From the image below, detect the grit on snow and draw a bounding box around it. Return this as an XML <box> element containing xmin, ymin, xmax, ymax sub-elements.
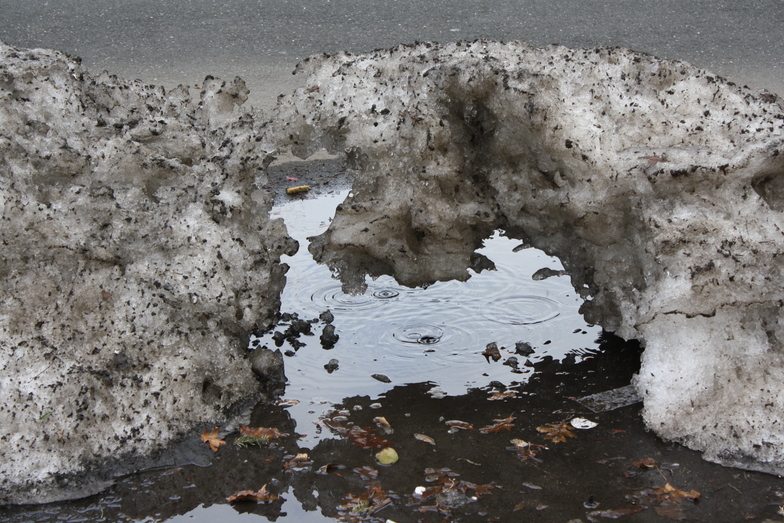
<box><xmin>3</xmin><ymin>38</ymin><xmax>784</xmax><ymax>506</ymax></box>
<box><xmin>272</xmin><ymin>41</ymin><xmax>784</xmax><ymax>473</ymax></box>
<box><xmin>0</xmin><ymin>42</ymin><xmax>296</xmax><ymax>504</ymax></box>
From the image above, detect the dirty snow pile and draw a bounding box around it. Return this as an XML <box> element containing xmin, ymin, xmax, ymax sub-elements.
<box><xmin>0</xmin><ymin>42</ymin><xmax>296</xmax><ymax>503</ymax></box>
<box><xmin>272</xmin><ymin>41</ymin><xmax>784</xmax><ymax>472</ymax></box>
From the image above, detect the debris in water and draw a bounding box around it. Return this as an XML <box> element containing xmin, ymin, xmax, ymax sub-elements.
<box><xmin>480</xmin><ymin>414</ymin><xmax>516</xmax><ymax>434</ymax></box>
<box><xmin>482</xmin><ymin>342</ymin><xmax>502</xmax><ymax>363</ymax></box>
<box><xmin>414</xmin><ymin>433</ymin><xmax>436</xmax><ymax>445</ymax></box>
<box><xmin>537</xmin><ymin>421</ymin><xmax>578</xmax><ymax>443</ymax></box>
<box><xmin>227</xmin><ymin>484</ymin><xmax>281</xmax><ymax>504</ymax></box>
<box><xmin>375</xmin><ymin>447</ymin><xmax>399</xmax><ymax>465</ymax></box>
<box><xmin>324</xmin><ymin>358</ymin><xmax>340</xmax><ymax>373</ymax></box>
<box><xmin>570</xmin><ymin>417</ymin><xmax>598</xmax><ymax>430</ymax></box>
<box><xmin>372</xmin><ymin>373</ymin><xmax>392</xmax><ymax>383</ymax></box>
<box><xmin>286</xmin><ymin>185</ymin><xmax>311</xmax><ymax>195</ymax></box>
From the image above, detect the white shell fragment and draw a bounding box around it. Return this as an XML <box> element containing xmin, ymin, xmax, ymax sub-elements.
<box><xmin>570</xmin><ymin>418</ymin><xmax>599</xmax><ymax>430</ymax></box>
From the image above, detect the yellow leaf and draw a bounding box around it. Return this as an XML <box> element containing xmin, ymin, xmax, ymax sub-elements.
<box><xmin>536</xmin><ymin>421</ymin><xmax>577</xmax><ymax>443</ymax></box>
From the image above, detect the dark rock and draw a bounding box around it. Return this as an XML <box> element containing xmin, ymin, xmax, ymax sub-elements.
<box><xmin>250</xmin><ymin>348</ymin><xmax>286</xmax><ymax>392</ymax></box>
<box><xmin>319</xmin><ymin>309</ymin><xmax>335</xmax><ymax>324</ymax></box>
<box><xmin>515</xmin><ymin>342</ymin><xmax>535</xmax><ymax>356</ymax></box>
<box><xmin>324</xmin><ymin>358</ymin><xmax>339</xmax><ymax>373</ymax></box>
<box><xmin>372</xmin><ymin>373</ymin><xmax>391</xmax><ymax>383</ymax></box>
<box><xmin>320</xmin><ymin>324</ymin><xmax>339</xmax><ymax>349</ymax></box>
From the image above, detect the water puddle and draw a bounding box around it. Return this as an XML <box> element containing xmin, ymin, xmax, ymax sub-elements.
<box><xmin>7</xmin><ymin>186</ymin><xmax>782</xmax><ymax>522</ymax></box>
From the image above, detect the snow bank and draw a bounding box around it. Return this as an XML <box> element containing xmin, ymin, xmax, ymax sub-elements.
<box><xmin>271</xmin><ymin>41</ymin><xmax>784</xmax><ymax>472</ymax></box>
<box><xmin>0</xmin><ymin>42</ymin><xmax>295</xmax><ymax>503</ymax></box>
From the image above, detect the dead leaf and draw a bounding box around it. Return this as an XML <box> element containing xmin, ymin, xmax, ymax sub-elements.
<box><xmin>414</xmin><ymin>433</ymin><xmax>436</xmax><ymax>445</ymax></box>
<box><xmin>353</xmin><ymin>466</ymin><xmax>379</xmax><ymax>480</ymax></box>
<box><xmin>239</xmin><ymin>425</ymin><xmax>288</xmax><ymax>439</ymax></box>
<box><xmin>277</xmin><ymin>398</ymin><xmax>300</xmax><ymax>406</ymax></box>
<box><xmin>655</xmin><ymin>482</ymin><xmax>700</xmax><ymax>504</ymax></box>
<box><xmin>200</xmin><ymin>427</ymin><xmax>225</xmax><ymax>452</ymax></box>
<box><xmin>509</xmin><ymin>439</ymin><xmax>546</xmax><ymax>463</ymax></box>
<box><xmin>227</xmin><ymin>484</ymin><xmax>281</xmax><ymax>503</ymax></box>
<box><xmin>445</xmin><ymin>420</ymin><xmax>474</xmax><ymax>432</ymax></box>
<box><xmin>285</xmin><ymin>176</ymin><xmax>299</xmax><ymax>181</ymax></box>
<box><xmin>480</xmin><ymin>414</ymin><xmax>516</xmax><ymax>434</ymax></box>
<box><xmin>536</xmin><ymin>421</ymin><xmax>577</xmax><ymax>443</ymax></box>
<box><xmin>488</xmin><ymin>391</ymin><xmax>517</xmax><ymax>401</ymax></box>
<box><xmin>587</xmin><ymin>507</ymin><xmax>645</xmax><ymax>519</ymax></box>
<box><xmin>317</xmin><ymin>463</ymin><xmax>346</xmax><ymax>475</ymax></box>
<box><xmin>283</xmin><ymin>452</ymin><xmax>312</xmax><ymax>470</ymax></box>
<box><xmin>345</xmin><ymin>425</ymin><xmax>393</xmax><ymax>448</ymax></box>
<box><xmin>373</xmin><ymin>416</ymin><xmax>393</xmax><ymax>434</ymax></box>
<box><xmin>339</xmin><ymin>482</ymin><xmax>391</xmax><ymax>516</ymax></box>
<box><xmin>632</xmin><ymin>457</ymin><xmax>657</xmax><ymax>469</ymax></box>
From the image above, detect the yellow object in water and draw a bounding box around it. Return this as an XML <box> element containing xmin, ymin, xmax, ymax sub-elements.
<box><xmin>375</xmin><ymin>447</ymin><xmax>398</xmax><ymax>465</ymax></box>
<box><xmin>286</xmin><ymin>185</ymin><xmax>311</xmax><ymax>195</ymax></box>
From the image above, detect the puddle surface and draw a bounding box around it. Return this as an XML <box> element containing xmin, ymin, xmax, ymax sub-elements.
<box><xmin>5</xmin><ymin>189</ymin><xmax>784</xmax><ymax>522</ymax></box>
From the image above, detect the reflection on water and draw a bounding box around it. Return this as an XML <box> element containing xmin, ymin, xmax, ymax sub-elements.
<box><xmin>2</xmin><ymin>190</ymin><xmax>609</xmax><ymax>523</ymax></box>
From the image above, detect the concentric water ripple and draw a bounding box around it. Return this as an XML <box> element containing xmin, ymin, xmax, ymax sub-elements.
<box><xmin>391</xmin><ymin>324</ymin><xmax>444</xmax><ymax>344</ymax></box>
<box><xmin>481</xmin><ymin>295</ymin><xmax>562</xmax><ymax>325</ymax></box>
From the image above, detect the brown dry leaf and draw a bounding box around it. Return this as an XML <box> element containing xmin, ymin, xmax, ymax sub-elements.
<box><xmin>445</xmin><ymin>420</ymin><xmax>474</xmax><ymax>432</ymax></box>
<box><xmin>200</xmin><ymin>427</ymin><xmax>226</xmax><ymax>452</ymax></box>
<box><xmin>373</xmin><ymin>416</ymin><xmax>393</xmax><ymax>434</ymax></box>
<box><xmin>414</xmin><ymin>433</ymin><xmax>436</xmax><ymax>445</ymax></box>
<box><xmin>345</xmin><ymin>425</ymin><xmax>392</xmax><ymax>448</ymax></box>
<box><xmin>480</xmin><ymin>414</ymin><xmax>516</xmax><ymax>434</ymax></box>
<box><xmin>632</xmin><ymin>457</ymin><xmax>657</xmax><ymax>469</ymax></box>
<box><xmin>536</xmin><ymin>421</ymin><xmax>577</xmax><ymax>443</ymax></box>
<box><xmin>488</xmin><ymin>391</ymin><xmax>517</xmax><ymax>401</ymax></box>
<box><xmin>353</xmin><ymin>465</ymin><xmax>379</xmax><ymax>480</ymax></box>
<box><xmin>283</xmin><ymin>452</ymin><xmax>312</xmax><ymax>470</ymax></box>
<box><xmin>339</xmin><ymin>482</ymin><xmax>391</xmax><ymax>516</ymax></box>
<box><xmin>509</xmin><ymin>439</ymin><xmax>545</xmax><ymax>463</ymax></box>
<box><xmin>317</xmin><ymin>463</ymin><xmax>346</xmax><ymax>475</ymax></box>
<box><xmin>655</xmin><ymin>482</ymin><xmax>700</xmax><ymax>504</ymax></box>
<box><xmin>227</xmin><ymin>484</ymin><xmax>281</xmax><ymax>503</ymax></box>
<box><xmin>587</xmin><ymin>507</ymin><xmax>644</xmax><ymax>519</ymax></box>
<box><xmin>239</xmin><ymin>425</ymin><xmax>288</xmax><ymax>439</ymax></box>
<box><xmin>277</xmin><ymin>398</ymin><xmax>300</xmax><ymax>406</ymax></box>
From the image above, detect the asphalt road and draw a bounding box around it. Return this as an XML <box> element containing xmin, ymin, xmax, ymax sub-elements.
<box><xmin>1</xmin><ymin>1</ymin><xmax>782</xmax><ymax>109</ymax></box>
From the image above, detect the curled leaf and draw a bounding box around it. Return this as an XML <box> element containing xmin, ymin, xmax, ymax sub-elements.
<box><xmin>200</xmin><ymin>427</ymin><xmax>226</xmax><ymax>452</ymax></box>
<box><xmin>488</xmin><ymin>391</ymin><xmax>517</xmax><ymax>401</ymax></box>
<box><xmin>414</xmin><ymin>433</ymin><xmax>436</xmax><ymax>445</ymax></box>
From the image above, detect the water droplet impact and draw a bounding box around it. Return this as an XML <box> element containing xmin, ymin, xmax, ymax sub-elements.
<box><xmin>481</xmin><ymin>295</ymin><xmax>561</xmax><ymax>325</ymax></box>
<box><xmin>392</xmin><ymin>324</ymin><xmax>444</xmax><ymax>345</ymax></box>
<box><xmin>373</xmin><ymin>288</ymin><xmax>400</xmax><ymax>299</ymax></box>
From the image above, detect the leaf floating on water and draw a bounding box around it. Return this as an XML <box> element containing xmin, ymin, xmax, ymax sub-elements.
<box><xmin>414</xmin><ymin>433</ymin><xmax>436</xmax><ymax>445</ymax></box>
<box><xmin>536</xmin><ymin>421</ymin><xmax>577</xmax><ymax>443</ymax></box>
<box><xmin>317</xmin><ymin>463</ymin><xmax>346</xmax><ymax>476</ymax></box>
<box><xmin>445</xmin><ymin>420</ymin><xmax>474</xmax><ymax>433</ymax></box>
<box><xmin>480</xmin><ymin>413</ymin><xmax>516</xmax><ymax>434</ymax></box>
<box><xmin>338</xmin><ymin>482</ymin><xmax>392</xmax><ymax>516</ymax></box>
<box><xmin>373</xmin><ymin>416</ymin><xmax>393</xmax><ymax>434</ymax></box>
<box><xmin>227</xmin><ymin>484</ymin><xmax>281</xmax><ymax>503</ymax></box>
<box><xmin>346</xmin><ymin>425</ymin><xmax>393</xmax><ymax>448</ymax></box>
<box><xmin>353</xmin><ymin>465</ymin><xmax>379</xmax><ymax>480</ymax></box>
<box><xmin>200</xmin><ymin>426</ymin><xmax>226</xmax><ymax>452</ymax></box>
<box><xmin>488</xmin><ymin>390</ymin><xmax>518</xmax><ymax>401</ymax></box>
<box><xmin>283</xmin><ymin>452</ymin><xmax>312</xmax><ymax>470</ymax></box>
<box><xmin>509</xmin><ymin>439</ymin><xmax>546</xmax><ymax>463</ymax></box>
<box><xmin>654</xmin><ymin>482</ymin><xmax>700</xmax><ymax>503</ymax></box>
<box><xmin>632</xmin><ymin>457</ymin><xmax>657</xmax><ymax>469</ymax></box>
<box><xmin>239</xmin><ymin>425</ymin><xmax>288</xmax><ymax>439</ymax></box>
<box><xmin>375</xmin><ymin>447</ymin><xmax>399</xmax><ymax>465</ymax></box>
<box><xmin>587</xmin><ymin>507</ymin><xmax>644</xmax><ymax>519</ymax></box>
<box><xmin>277</xmin><ymin>398</ymin><xmax>300</xmax><ymax>407</ymax></box>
